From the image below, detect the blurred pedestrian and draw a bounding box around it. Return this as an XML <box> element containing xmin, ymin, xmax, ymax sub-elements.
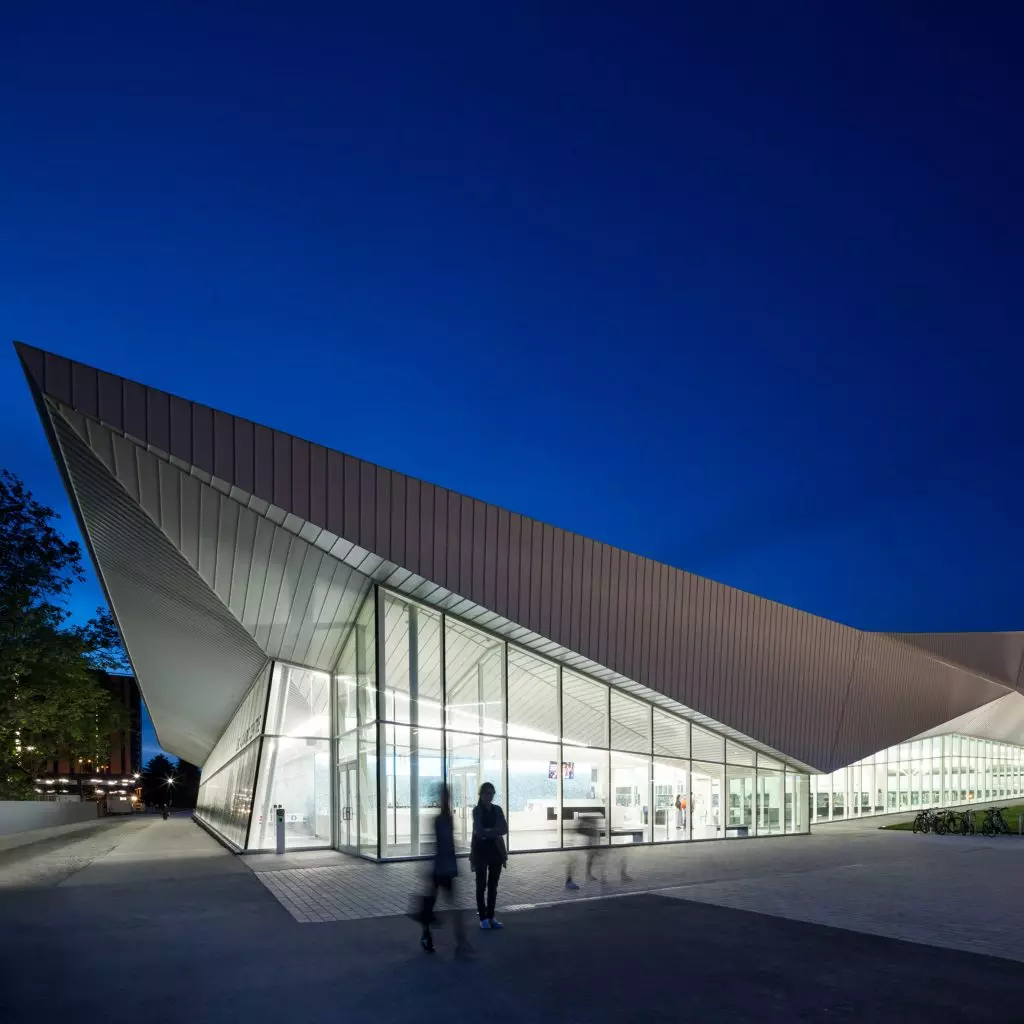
<box><xmin>565</xmin><ymin>811</ymin><xmax>601</xmax><ymax>890</ymax></box>
<box><xmin>471</xmin><ymin>782</ymin><xmax>507</xmax><ymax>930</ymax></box>
<box><xmin>417</xmin><ymin>784</ymin><xmax>471</xmax><ymax>955</ymax></box>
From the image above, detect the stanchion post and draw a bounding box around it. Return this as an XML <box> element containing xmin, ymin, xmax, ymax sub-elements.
<box><xmin>276</xmin><ymin>806</ymin><xmax>286</xmax><ymax>854</ymax></box>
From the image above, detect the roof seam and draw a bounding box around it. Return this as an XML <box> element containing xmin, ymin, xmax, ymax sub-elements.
<box><xmin>827</xmin><ymin>632</ymin><xmax>865</xmax><ymax>770</ymax></box>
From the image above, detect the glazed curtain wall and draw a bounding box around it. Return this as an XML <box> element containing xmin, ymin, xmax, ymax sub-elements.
<box><xmin>196</xmin><ymin>658</ymin><xmax>337</xmax><ymax>852</ymax></box>
<box><xmin>198</xmin><ymin>587</ymin><xmax>809</xmax><ymax>855</ymax></box>
<box><xmin>810</xmin><ymin>734</ymin><xmax>1024</xmax><ymax>823</ymax></box>
<box><xmin>195</xmin><ymin>663</ymin><xmax>270</xmax><ymax>848</ymax></box>
<box><xmin>248</xmin><ymin>661</ymin><xmax>333</xmax><ymax>850</ymax></box>
<box><xmin>365</xmin><ymin>588</ymin><xmax>809</xmax><ymax>859</ymax></box>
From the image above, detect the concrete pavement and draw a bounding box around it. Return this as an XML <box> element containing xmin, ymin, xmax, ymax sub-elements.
<box><xmin>2</xmin><ymin>814</ymin><xmax>1023</xmax><ymax>1023</ymax></box>
<box><xmin>248</xmin><ymin>813</ymin><xmax>1024</xmax><ymax>966</ymax></box>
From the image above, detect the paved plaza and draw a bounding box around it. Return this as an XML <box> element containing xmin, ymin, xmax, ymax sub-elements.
<box><xmin>1</xmin><ymin>813</ymin><xmax>1023</xmax><ymax>1023</ymax></box>
<box><xmin>249</xmin><ymin>811</ymin><xmax>1024</xmax><ymax>964</ymax></box>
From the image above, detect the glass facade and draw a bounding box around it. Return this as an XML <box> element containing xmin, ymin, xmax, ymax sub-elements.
<box><xmin>810</xmin><ymin>734</ymin><xmax>1024</xmax><ymax>823</ymax></box>
<box><xmin>194</xmin><ymin>664</ymin><xmax>269</xmax><ymax>848</ymax></box>
<box><xmin>198</xmin><ymin>586</ymin><xmax>811</xmax><ymax>855</ymax></box>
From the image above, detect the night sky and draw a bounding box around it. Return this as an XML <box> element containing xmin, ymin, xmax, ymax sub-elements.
<box><xmin>1</xmin><ymin>6</ymin><xmax>1021</xmax><ymax>761</ymax></box>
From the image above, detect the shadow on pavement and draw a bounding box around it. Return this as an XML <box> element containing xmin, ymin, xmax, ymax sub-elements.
<box><xmin>2</xmin><ymin>825</ymin><xmax>1022</xmax><ymax>1024</ymax></box>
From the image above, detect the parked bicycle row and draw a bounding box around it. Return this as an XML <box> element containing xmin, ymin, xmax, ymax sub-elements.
<box><xmin>912</xmin><ymin>806</ymin><xmax>1014</xmax><ymax>836</ymax></box>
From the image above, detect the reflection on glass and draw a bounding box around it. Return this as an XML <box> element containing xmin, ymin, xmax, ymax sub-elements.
<box><xmin>382</xmin><ymin>594</ymin><xmax>442</xmax><ymax>728</ymax></box>
<box><xmin>382</xmin><ymin>724</ymin><xmax>444</xmax><ymax>857</ymax></box>
<box><xmin>359</xmin><ymin>724</ymin><xmax>378</xmax><ymax>857</ymax></box>
<box><xmin>446</xmin><ymin>731</ymin><xmax>504</xmax><ymax>851</ymax></box>
<box><xmin>196</xmin><ymin>667</ymin><xmax>268</xmax><ymax>848</ymax></box>
<box><xmin>562</xmin><ymin>672</ymin><xmax>608</xmax><ymax>748</ymax></box>
<box><xmin>610</xmin><ymin>692</ymin><xmax>651</xmax><ymax>754</ymax></box>
<box><xmin>336</xmin><ymin>631</ymin><xmax>359</xmax><ymax>735</ymax></box>
<box><xmin>691</xmin><ymin>761</ymin><xmax>723</xmax><ymax>839</ymax></box>
<box><xmin>198</xmin><ymin>591</ymin><xmax>829</xmax><ymax>857</ymax></box>
<box><xmin>727</xmin><ymin>765</ymin><xmax>755</xmax><ymax>835</ymax></box>
<box><xmin>654</xmin><ymin>711</ymin><xmax>689</xmax><ymax>758</ymax></box>
<box><xmin>563</xmin><ymin>747</ymin><xmax>609</xmax><ymax>849</ymax></box>
<box><xmin>507</xmin><ymin>739</ymin><xmax>559</xmax><ymax>850</ymax></box>
<box><xmin>757</xmin><ymin>770</ymin><xmax>784</xmax><ymax>835</ymax></box>
<box><xmin>445</xmin><ymin>620</ymin><xmax>505</xmax><ymax>735</ymax></box>
<box><xmin>832</xmin><ymin>766</ymin><xmax>846</xmax><ymax>818</ymax></box>
<box><xmin>507</xmin><ymin>649</ymin><xmax>558</xmax><ymax>741</ymax></box>
<box><xmin>610</xmin><ymin>751</ymin><xmax>651</xmax><ymax>844</ymax></box>
<box><xmin>251</xmin><ymin>737</ymin><xmax>332</xmax><ymax>849</ymax></box>
<box><xmin>784</xmin><ymin>772</ymin><xmax>809</xmax><ymax>833</ymax></box>
<box><xmin>653</xmin><ymin>756</ymin><xmax>690</xmax><ymax>841</ymax></box>
<box><xmin>337</xmin><ymin>738</ymin><xmax>358</xmax><ymax>851</ymax></box>
<box><xmin>266</xmin><ymin>663</ymin><xmax>331</xmax><ymax>738</ymax></box>
<box><xmin>195</xmin><ymin>742</ymin><xmax>259</xmax><ymax>849</ymax></box>
<box><xmin>815</xmin><ymin>780</ymin><xmax>830</xmax><ymax>822</ymax></box>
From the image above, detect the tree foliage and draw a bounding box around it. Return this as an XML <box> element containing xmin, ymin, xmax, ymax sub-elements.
<box><xmin>141</xmin><ymin>754</ymin><xmax>177</xmax><ymax>806</ymax></box>
<box><xmin>0</xmin><ymin>470</ymin><xmax>129</xmax><ymax>798</ymax></box>
<box><xmin>174</xmin><ymin>758</ymin><xmax>202</xmax><ymax>809</ymax></box>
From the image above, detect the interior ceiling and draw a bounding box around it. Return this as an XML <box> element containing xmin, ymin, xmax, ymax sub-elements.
<box><xmin>49</xmin><ymin>401</ymin><xmax>373</xmax><ymax>764</ymax></box>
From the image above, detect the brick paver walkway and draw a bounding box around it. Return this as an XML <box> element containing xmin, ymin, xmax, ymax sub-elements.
<box><xmin>246</xmin><ymin>815</ymin><xmax>1024</xmax><ymax>962</ymax></box>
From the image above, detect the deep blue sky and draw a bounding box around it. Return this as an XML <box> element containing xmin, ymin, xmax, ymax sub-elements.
<box><xmin>1</xmin><ymin>6</ymin><xmax>1021</xmax><ymax>760</ymax></box>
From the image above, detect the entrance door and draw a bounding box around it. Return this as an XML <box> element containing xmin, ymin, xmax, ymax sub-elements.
<box><xmin>338</xmin><ymin>761</ymin><xmax>358</xmax><ymax>851</ymax></box>
<box><xmin>449</xmin><ymin>768</ymin><xmax>477</xmax><ymax>852</ymax></box>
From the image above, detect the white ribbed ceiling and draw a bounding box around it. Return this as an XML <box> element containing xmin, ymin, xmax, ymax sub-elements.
<box><xmin>49</xmin><ymin>410</ymin><xmax>269</xmax><ymax>764</ymax></box>
<box><xmin>54</xmin><ymin>399</ymin><xmax>374</xmax><ymax>675</ymax></box>
<box><xmin>914</xmin><ymin>690</ymin><xmax>1024</xmax><ymax>745</ymax></box>
<box><xmin>49</xmin><ymin>400</ymin><xmax>373</xmax><ymax>764</ymax></box>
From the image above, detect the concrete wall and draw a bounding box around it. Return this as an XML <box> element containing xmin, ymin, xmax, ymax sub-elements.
<box><xmin>0</xmin><ymin>800</ymin><xmax>98</xmax><ymax>837</ymax></box>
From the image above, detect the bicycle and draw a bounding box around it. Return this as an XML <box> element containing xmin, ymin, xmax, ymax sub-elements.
<box><xmin>912</xmin><ymin>809</ymin><xmax>938</xmax><ymax>834</ymax></box>
<box><xmin>959</xmin><ymin>809</ymin><xmax>977</xmax><ymax>835</ymax></box>
<box><xmin>981</xmin><ymin>806</ymin><xmax>1012</xmax><ymax>836</ymax></box>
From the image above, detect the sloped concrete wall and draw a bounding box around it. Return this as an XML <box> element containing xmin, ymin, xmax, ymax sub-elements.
<box><xmin>0</xmin><ymin>800</ymin><xmax>98</xmax><ymax>837</ymax></box>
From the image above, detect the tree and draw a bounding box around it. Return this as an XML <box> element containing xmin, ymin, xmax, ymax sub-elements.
<box><xmin>174</xmin><ymin>758</ymin><xmax>202</xmax><ymax>809</ymax></box>
<box><xmin>141</xmin><ymin>754</ymin><xmax>177</xmax><ymax>807</ymax></box>
<box><xmin>0</xmin><ymin>470</ymin><xmax>129</xmax><ymax>798</ymax></box>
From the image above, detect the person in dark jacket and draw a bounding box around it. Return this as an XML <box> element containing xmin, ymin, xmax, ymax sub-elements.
<box><xmin>419</xmin><ymin>784</ymin><xmax>470</xmax><ymax>954</ymax></box>
<box><xmin>471</xmin><ymin>781</ymin><xmax>508</xmax><ymax>930</ymax></box>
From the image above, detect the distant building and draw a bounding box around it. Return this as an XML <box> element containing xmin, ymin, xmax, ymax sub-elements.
<box><xmin>37</xmin><ymin>671</ymin><xmax>142</xmax><ymax>803</ymax></box>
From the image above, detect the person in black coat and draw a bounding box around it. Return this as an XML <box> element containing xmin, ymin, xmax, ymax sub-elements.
<box><xmin>471</xmin><ymin>782</ymin><xmax>508</xmax><ymax>929</ymax></box>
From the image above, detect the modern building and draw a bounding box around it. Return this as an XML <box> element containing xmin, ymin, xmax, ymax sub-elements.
<box><xmin>16</xmin><ymin>342</ymin><xmax>1024</xmax><ymax>857</ymax></box>
<box><xmin>35</xmin><ymin>670</ymin><xmax>142</xmax><ymax>804</ymax></box>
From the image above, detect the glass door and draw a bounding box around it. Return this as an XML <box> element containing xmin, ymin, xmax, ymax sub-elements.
<box><xmin>449</xmin><ymin>767</ymin><xmax>478</xmax><ymax>853</ymax></box>
<box><xmin>337</xmin><ymin>760</ymin><xmax>358</xmax><ymax>851</ymax></box>
<box><xmin>727</xmin><ymin>767</ymin><xmax>754</xmax><ymax>836</ymax></box>
<box><xmin>757</xmin><ymin>770</ymin><xmax>784</xmax><ymax>835</ymax></box>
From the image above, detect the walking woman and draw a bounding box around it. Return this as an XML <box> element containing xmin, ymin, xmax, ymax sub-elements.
<box><xmin>471</xmin><ymin>781</ymin><xmax>508</xmax><ymax>930</ymax></box>
<box><xmin>418</xmin><ymin>783</ymin><xmax>470</xmax><ymax>955</ymax></box>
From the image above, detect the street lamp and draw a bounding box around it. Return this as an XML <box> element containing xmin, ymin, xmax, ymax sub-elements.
<box><xmin>165</xmin><ymin>775</ymin><xmax>176</xmax><ymax>810</ymax></box>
